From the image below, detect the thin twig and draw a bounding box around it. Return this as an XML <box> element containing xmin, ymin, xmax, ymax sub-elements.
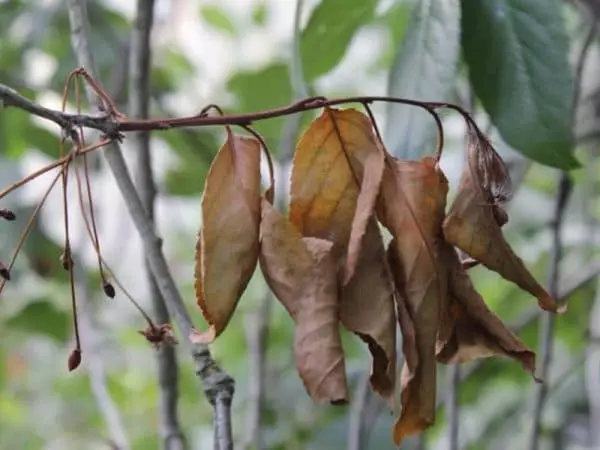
<box><xmin>528</xmin><ymin>173</ymin><xmax>572</xmax><ymax>450</ymax></box>
<box><xmin>73</xmin><ymin>253</ymin><xmax>131</xmax><ymax>450</ymax></box>
<box><xmin>128</xmin><ymin>1</ymin><xmax>185</xmax><ymax>448</ymax></box>
<box><xmin>65</xmin><ymin>2</ymin><xmax>235</xmax><ymax>449</ymax></box>
<box><xmin>242</xmin><ymin>293</ymin><xmax>272</xmax><ymax>450</ymax></box>
<box><xmin>446</xmin><ymin>364</ymin><xmax>460</xmax><ymax>450</ymax></box>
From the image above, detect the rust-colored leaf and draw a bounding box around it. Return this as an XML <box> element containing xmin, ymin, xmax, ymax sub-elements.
<box><xmin>386</xmin><ymin>238</ymin><xmax>418</xmax><ymax>408</ymax></box>
<box><xmin>194</xmin><ymin>132</ymin><xmax>261</xmax><ymax>342</ymax></box>
<box><xmin>289</xmin><ymin>107</ymin><xmax>395</xmax><ymax>395</ymax></box>
<box><xmin>289</xmin><ymin>107</ymin><xmax>384</xmax><ymax>282</ymax></box>
<box><xmin>259</xmin><ymin>198</ymin><xmax>348</xmax><ymax>404</ymax></box>
<box><xmin>443</xmin><ymin>134</ymin><xmax>563</xmax><ymax>313</ymax></box>
<box><xmin>436</xmin><ymin>244</ymin><xmax>536</xmax><ymax>377</ymax></box>
<box><xmin>377</xmin><ymin>156</ymin><xmax>448</xmax><ymax>444</ymax></box>
<box><xmin>341</xmin><ymin>220</ymin><xmax>396</xmax><ymax>397</ymax></box>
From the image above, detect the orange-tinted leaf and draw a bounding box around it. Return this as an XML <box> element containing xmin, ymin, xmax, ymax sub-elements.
<box><xmin>341</xmin><ymin>220</ymin><xmax>396</xmax><ymax>397</ymax></box>
<box><xmin>289</xmin><ymin>107</ymin><xmax>384</xmax><ymax>282</ymax></box>
<box><xmin>194</xmin><ymin>133</ymin><xmax>261</xmax><ymax>342</ymax></box>
<box><xmin>289</xmin><ymin>107</ymin><xmax>394</xmax><ymax>394</ymax></box>
<box><xmin>376</xmin><ymin>156</ymin><xmax>448</xmax><ymax>444</ymax></box>
<box><xmin>436</xmin><ymin>244</ymin><xmax>536</xmax><ymax>377</ymax></box>
<box><xmin>259</xmin><ymin>199</ymin><xmax>348</xmax><ymax>403</ymax></box>
<box><xmin>443</xmin><ymin>137</ymin><xmax>563</xmax><ymax>313</ymax></box>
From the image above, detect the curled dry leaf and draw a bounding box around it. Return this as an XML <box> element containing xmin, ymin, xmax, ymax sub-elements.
<box><xmin>436</xmin><ymin>244</ymin><xmax>537</xmax><ymax>378</ymax></box>
<box><xmin>289</xmin><ymin>107</ymin><xmax>395</xmax><ymax>396</ymax></box>
<box><xmin>194</xmin><ymin>132</ymin><xmax>261</xmax><ymax>342</ymax></box>
<box><xmin>341</xmin><ymin>220</ymin><xmax>396</xmax><ymax>397</ymax></box>
<box><xmin>443</xmin><ymin>133</ymin><xmax>563</xmax><ymax>313</ymax></box>
<box><xmin>289</xmin><ymin>107</ymin><xmax>385</xmax><ymax>282</ymax></box>
<box><xmin>376</xmin><ymin>156</ymin><xmax>448</xmax><ymax>444</ymax></box>
<box><xmin>259</xmin><ymin>198</ymin><xmax>348</xmax><ymax>404</ymax></box>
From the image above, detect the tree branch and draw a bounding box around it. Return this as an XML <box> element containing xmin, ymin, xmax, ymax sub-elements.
<box><xmin>65</xmin><ymin>1</ymin><xmax>234</xmax><ymax>449</ymax></box>
<box><xmin>127</xmin><ymin>1</ymin><xmax>186</xmax><ymax>449</ymax></box>
<box><xmin>529</xmin><ymin>173</ymin><xmax>572</xmax><ymax>450</ymax></box>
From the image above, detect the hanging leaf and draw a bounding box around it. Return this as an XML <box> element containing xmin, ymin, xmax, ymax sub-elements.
<box><xmin>300</xmin><ymin>0</ymin><xmax>378</xmax><ymax>81</ymax></box>
<box><xmin>376</xmin><ymin>156</ymin><xmax>449</xmax><ymax>443</ymax></box>
<box><xmin>461</xmin><ymin>0</ymin><xmax>578</xmax><ymax>169</ymax></box>
<box><xmin>436</xmin><ymin>243</ymin><xmax>537</xmax><ymax>377</ymax></box>
<box><xmin>259</xmin><ymin>198</ymin><xmax>348</xmax><ymax>403</ymax></box>
<box><xmin>340</xmin><ymin>220</ymin><xmax>397</xmax><ymax>397</ymax></box>
<box><xmin>289</xmin><ymin>108</ymin><xmax>384</xmax><ymax>282</ymax></box>
<box><xmin>443</xmin><ymin>135</ymin><xmax>564</xmax><ymax>314</ymax></box>
<box><xmin>288</xmin><ymin>108</ymin><xmax>395</xmax><ymax>394</ymax></box>
<box><xmin>384</xmin><ymin>0</ymin><xmax>460</xmax><ymax>159</ymax></box>
<box><xmin>194</xmin><ymin>132</ymin><xmax>261</xmax><ymax>342</ymax></box>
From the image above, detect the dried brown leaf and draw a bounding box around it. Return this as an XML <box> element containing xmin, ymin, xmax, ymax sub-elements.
<box><xmin>436</xmin><ymin>244</ymin><xmax>537</xmax><ymax>377</ymax></box>
<box><xmin>289</xmin><ymin>107</ymin><xmax>385</xmax><ymax>282</ymax></box>
<box><xmin>376</xmin><ymin>156</ymin><xmax>448</xmax><ymax>444</ymax></box>
<box><xmin>341</xmin><ymin>220</ymin><xmax>396</xmax><ymax>397</ymax></box>
<box><xmin>443</xmin><ymin>135</ymin><xmax>563</xmax><ymax>313</ymax></box>
<box><xmin>289</xmin><ymin>107</ymin><xmax>395</xmax><ymax>395</ymax></box>
<box><xmin>259</xmin><ymin>199</ymin><xmax>348</xmax><ymax>403</ymax></box>
<box><xmin>194</xmin><ymin>132</ymin><xmax>261</xmax><ymax>342</ymax></box>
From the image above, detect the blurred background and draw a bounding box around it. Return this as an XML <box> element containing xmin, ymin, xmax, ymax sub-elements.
<box><xmin>0</xmin><ymin>0</ymin><xmax>599</xmax><ymax>448</ymax></box>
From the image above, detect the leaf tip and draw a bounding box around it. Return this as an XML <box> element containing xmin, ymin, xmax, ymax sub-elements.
<box><xmin>189</xmin><ymin>326</ymin><xmax>216</xmax><ymax>344</ymax></box>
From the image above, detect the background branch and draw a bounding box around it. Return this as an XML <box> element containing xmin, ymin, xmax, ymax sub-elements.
<box><xmin>66</xmin><ymin>1</ymin><xmax>234</xmax><ymax>449</ymax></box>
<box><xmin>74</xmin><ymin>254</ymin><xmax>130</xmax><ymax>450</ymax></box>
<box><xmin>528</xmin><ymin>172</ymin><xmax>572</xmax><ymax>450</ymax></box>
<box><xmin>128</xmin><ymin>1</ymin><xmax>186</xmax><ymax>449</ymax></box>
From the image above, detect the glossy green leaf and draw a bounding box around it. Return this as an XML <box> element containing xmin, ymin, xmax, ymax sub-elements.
<box><xmin>461</xmin><ymin>0</ymin><xmax>578</xmax><ymax>169</ymax></box>
<box><xmin>200</xmin><ymin>5</ymin><xmax>237</xmax><ymax>37</ymax></box>
<box><xmin>384</xmin><ymin>0</ymin><xmax>460</xmax><ymax>159</ymax></box>
<box><xmin>6</xmin><ymin>300</ymin><xmax>70</xmax><ymax>342</ymax></box>
<box><xmin>300</xmin><ymin>0</ymin><xmax>378</xmax><ymax>81</ymax></box>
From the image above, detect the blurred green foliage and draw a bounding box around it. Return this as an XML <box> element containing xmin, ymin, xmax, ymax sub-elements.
<box><xmin>0</xmin><ymin>0</ymin><xmax>596</xmax><ymax>449</ymax></box>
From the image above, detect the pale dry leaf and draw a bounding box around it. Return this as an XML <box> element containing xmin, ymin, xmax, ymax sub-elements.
<box><xmin>340</xmin><ymin>220</ymin><xmax>396</xmax><ymax>397</ymax></box>
<box><xmin>289</xmin><ymin>107</ymin><xmax>384</xmax><ymax>282</ymax></box>
<box><xmin>436</xmin><ymin>243</ymin><xmax>537</xmax><ymax>377</ymax></box>
<box><xmin>194</xmin><ymin>132</ymin><xmax>261</xmax><ymax>343</ymax></box>
<box><xmin>259</xmin><ymin>199</ymin><xmax>348</xmax><ymax>403</ymax></box>
<box><xmin>376</xmin><ymin>156</ymin><xmax>448</xmax><ymax>444</ymax></box>
<box><xmin>289</xmin><ymin>107</ymin><xmax>394</xmax><ymax>394</ymax></box>
<box><xmin>443</xmin><ymin>135</ymin><xmax>563</xmax><ymax>314</ymax></box>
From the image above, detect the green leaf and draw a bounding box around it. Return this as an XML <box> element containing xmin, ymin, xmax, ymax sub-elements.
<box><xmin>6</xmin><ymin>300</ymin><xmax>70</xmax><ymax>342</ymax></box>
<box><xmin>300</xmin><ymin>0</ymin><xmax>378</xmax><ymax>81</ymax></box>
<box><xmin>384</xmin><ymin>0</ymin><xmax>460</xmax><ymax>159</ymax></box>
<box><xmin>461</xmin><ymin>0</ymin><xmax>578</xmax><ymax>169</ymax></box>
<box><xmin>252</xmin><ymin>0</ymin><xmax>268</xmax><ymax>26</ymax></box>
<box><xmin>227</xmin><ymin>63</ymin><xmax>292</xmax><ymax>151</ymax></box>
<box><xmin>161</xmin><ymin>130</ymin><xmax>219</xmax><ymax>196</ymax></box>
<box><xmin>200</xmin><ymin>5</ymin><xmax>237</xmax><ymax>37</ymax></box>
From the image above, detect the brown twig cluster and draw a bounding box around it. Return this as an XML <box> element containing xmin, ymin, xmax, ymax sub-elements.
<box><xmin>0</xmin><ymin>68</ymin><xmax>564</xmax><ymax>445</ymax></box>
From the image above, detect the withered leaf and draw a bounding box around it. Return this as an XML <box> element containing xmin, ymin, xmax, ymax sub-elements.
<box><xmin>377</xmin><ymin>156</ymin><xmax>448</xmax><ymax>444</ymax></box>
<box><xmin>259</xmin><ymin>198</ymin><xmax>348</xmax><ymax>404</ymax></box>
<box><xmin>289</xmin><ymin>107</ymin><xmax>385</xmax><ymax>283</ymax></box>
<box><xmin>443</xmin><ymin>135</ymin><xmax>563</xmax><ymax>313</ymax></box>
<box><xmin>289</xmin><ymin>107</ymin><xmax>395</xmax><ymax>396</ymax></box>
<box><xmin>436</xmin><ymin>244</ymin><xmax>536</xmax><ymax>377</ymax></box>
<box><xmin>341</xmin><ymin>220</ymin><xmax>396</xmax><ymax>397</ymax></box>
<box><xmin>194</xmin><ymin>132</ymin><xmax>261</xmax><ymax>343</ymax></box>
